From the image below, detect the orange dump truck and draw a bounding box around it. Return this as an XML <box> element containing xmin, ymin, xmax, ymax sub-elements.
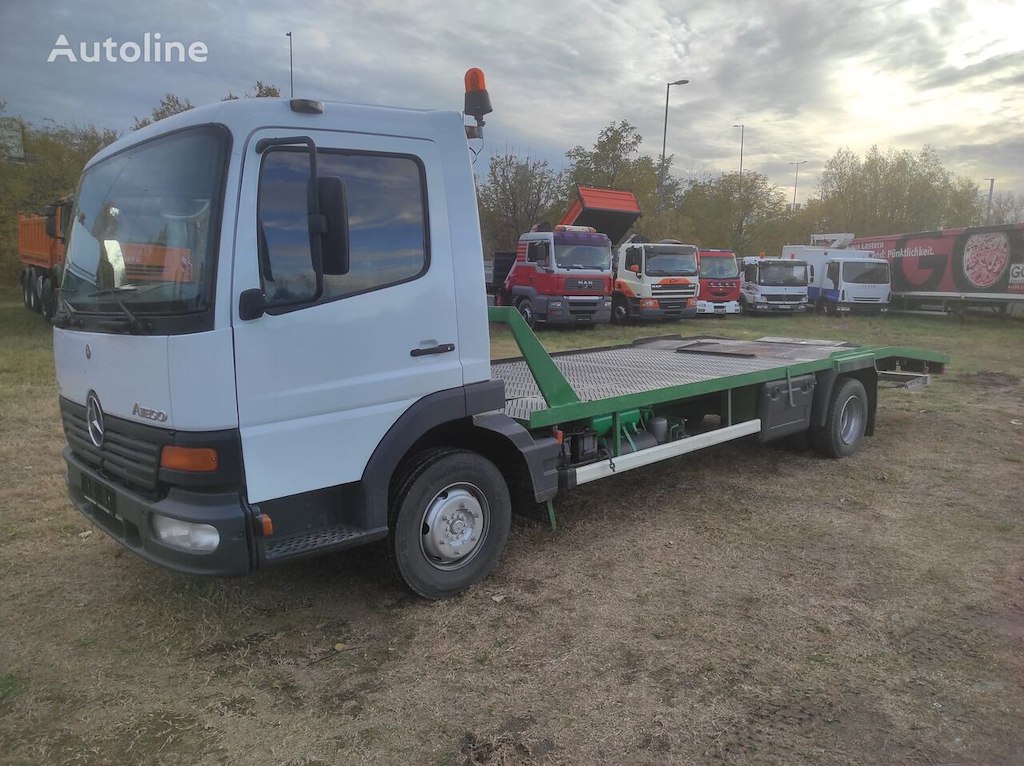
<box><xmin>19</xmin><ymin>198</ymin><xmax>71</xmax><ymax>318</ymax></box>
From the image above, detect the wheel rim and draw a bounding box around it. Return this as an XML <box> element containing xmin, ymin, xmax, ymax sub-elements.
<box><xmin>519</xmin><ymin>303</ymin><xmax>533</xmax><ymax>324</ymax></box>
<box><xmin>419</xmin><ymin>483</ymin><xmax>488</xmax><ymax>571</ymax></box>
<box><xmin>613</xmin><ymin>302</ymin><xmax>626</xmax><ymax>323</ymax></box>
<box><xmin>838</xmin><ymin>395</ymin><xmax>865</xmax><ymax>445</ymax></box>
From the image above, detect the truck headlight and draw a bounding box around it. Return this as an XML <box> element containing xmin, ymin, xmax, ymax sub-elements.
<box><xmin>151</xmin><ymin>514</ymin><xmax>220</xmax><ymax>552</ymax></box>
<box><xmin>603</xmin><ymin>299</ymin><xmax>612</xmax><ymax>307</ymax></box>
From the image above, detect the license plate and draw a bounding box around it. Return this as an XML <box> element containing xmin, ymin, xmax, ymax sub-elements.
<box><xmin>82</xmin><ymin>474</ymin><xmax>117</xmax><ymax>514</ymax></box>
<box><xmin>714</xmin><ymin>307</ymin><xmax>726</xmax><ymax>314</ymax></box>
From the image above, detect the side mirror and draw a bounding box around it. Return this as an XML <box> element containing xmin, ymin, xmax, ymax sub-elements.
<box><xmin>317</xmin><ymin>176</ymin><xmax>350</xmax><ymax>276</ymax></box>
<box><xmin>44</xmin><ymin>205</ymin><xmax>57</xmax><ymax>238</ymax></box>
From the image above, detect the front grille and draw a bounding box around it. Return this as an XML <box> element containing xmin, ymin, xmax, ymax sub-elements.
<box><xmin>657</xmin><ymin>299</ymin><xmax>689</xmax><ymax>311</ymax></box>
<box><xmin>764</xmin><ymin>294</ymin><xmax>803</xmax><ymax>302</ymax></box>
<box><xmin>652</xmin><ymin>284</ymin><xmax>698</xmax><ymax>298</ymax></box>
<box><xmin>61</xmin><ymin>398</ymin><xmax>165</xmax><ymax>492</ymax></box>
<box><xmin>564</xmin><ymin>278</ymin><xmax>603</xmax><ymax>291</ymax></box>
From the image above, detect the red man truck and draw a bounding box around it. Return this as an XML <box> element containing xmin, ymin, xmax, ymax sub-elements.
<box><xmin>850</xmin><ymin>224</ymin><xmax>1024</xmax><ymax>314</ymax></box>
<box><xmin>491</xmin><ymin>186</ymin><xmax>640</xmax><ymax>328</ymax></box>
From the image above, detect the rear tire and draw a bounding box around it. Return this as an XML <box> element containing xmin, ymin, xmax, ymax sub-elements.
<box><xmin>388</xmin><ymin>449</ymin><xmax>512</xmax><ymax>600</ymax></box>
<box><xmin>22</xmin><ymin>272</ymin><xmax>33</xmax><ymax>309</ymax></box>
<box><xmin>813</xmin><ymin>377</ymin><xmax>868</xmax><ymax>458</ymax></box>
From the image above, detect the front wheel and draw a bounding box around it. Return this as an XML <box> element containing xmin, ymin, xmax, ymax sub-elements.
<box><xmin>388</xmin><ymin>449</ymin><xmax>512</xmax><ymax>600</ymax></box>
<box><xmin>517</xmin><ymin>298</ymin><xmax>536</xmax><ymax>329</ymax></box>
<box><xmin>611</xmin><ymin>297</ymin><xmax>630</xmax><ymax>325</ymax></box>
<box><xmin>812</xmin><ymin>377</ymin><xmax>868</xmax><ymax>458</ymax></box>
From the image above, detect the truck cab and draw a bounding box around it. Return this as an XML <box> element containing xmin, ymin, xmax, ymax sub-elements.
<box><xmin>782</xmin><ymin>245</ymin><xmax>890</xmax><ymax>315</ymax></box>
<box><xmin>612</xmin><ymin>237</ymin><xmax>700</xmax><ymax>322</ymax></box>
<box><xmin>739</xmin><ymin>256</ymin><xmax>809</xmax><ymax>314</ymax></box>
<box><xmin>696</xmin><ymin>248</ymin><xmax>741</xmax><ymax>316</ymax></box>
<box><xmin>497</xmin><ymin>225</ymin><xmax>613</xmax><ymax>327</ymax></box>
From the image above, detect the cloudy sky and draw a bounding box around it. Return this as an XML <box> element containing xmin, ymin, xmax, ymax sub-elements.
<box><xmin>2</xmin><ymin>0</ymin><xmax>1021</xmax><ymax>206</ymax></box>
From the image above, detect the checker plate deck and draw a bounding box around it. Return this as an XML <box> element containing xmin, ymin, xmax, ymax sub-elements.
<box><xmin>491</xmin><ymin>336</ymin><xmax>853</xmax><ymax>422</ymax></box>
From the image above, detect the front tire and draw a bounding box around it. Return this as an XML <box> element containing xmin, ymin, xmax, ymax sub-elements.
<box><xmin>388</xmin><ymin>449</ymin><xmax>512</xmax><ymax>600</ymax></box>
<box><xmin>517</xmin><ymin>298</ymin><xmax>536</xmax><ymax>329</ymax></box>
<box><xmin>611</xmin><ymin>297</ymin><xmax>630</xmax><ymax>325</ymax></box>
<box><xmin>813</xmin><ymin>377</ymin><xmax>868</xmax><ymax>458</ymax></box>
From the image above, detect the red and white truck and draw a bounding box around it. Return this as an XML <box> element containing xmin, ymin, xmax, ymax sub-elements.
<box><xmin>696</xmin><ymin>248</ymin><xmax>741</xmax><ymax>316</ymax></box>
<box><xmin>491</xmin><ymin>223</ymin><xmax>615</xmax><ymax>328</ymax></box>
<box><xmin>850</xmin><ymin>224</ymin><xmax>1024</xmax><ymax>314</ymax></box>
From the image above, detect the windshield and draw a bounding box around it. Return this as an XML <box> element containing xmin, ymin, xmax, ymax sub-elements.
<box><xmin>843</xmin><ymin>260</ymin><xmax>890</xmax><ymax>284</ymax></box>
<box><xmin>60</xmin><ymin>126</ymin><xmax>228</xmax><ymax>325</ymax></box>
<box><xmin>554</xmin><ymin>244</ymin><xmax>612</xmax><ymax>271</ymax></box>
<box><xmin>759</xmin><ymin>262</ymin><xmax>808</xmax><ymax>286</ymax></box>
<box><xmin>645</xmin><ymin>246</ymin><xmax>697</xmax><ymax>276</ymax></box>
<box><xmin>699</xmin><ymin>254</ymin><xmax>739</xmax><ymax>278</ymax></box>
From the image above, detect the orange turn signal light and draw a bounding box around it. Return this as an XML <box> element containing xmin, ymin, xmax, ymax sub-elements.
<box><xmin>160</xmin><ymin>446</ymin><xmax>219</xmax><ymax>472</ymax></box>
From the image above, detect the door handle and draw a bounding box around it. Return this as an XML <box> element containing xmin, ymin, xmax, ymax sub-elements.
<box><xmin>410</xmin><ymin>343</ymin><xmax>455</xmax><ymax>357</ymax></box>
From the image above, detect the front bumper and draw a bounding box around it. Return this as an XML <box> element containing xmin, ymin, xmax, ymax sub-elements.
<box><xmin>835</xmin><ymin>302</ymin><xmax>889</xmax><ymax>315</ymax></box>
<box><xmin>751</xmin><ymin>302</ymin><xmax>807</xmax><ymax>313</ymax></box>
<box><xmin>65</xmin><ymin>446</ymin><xmax>253</xmax><ymax>576</ymax></box>
<box><xmin>696</xmin><ymin>300</ymin><xmax>741</xmax><ymax>315</ymax></box>
<box><xmin>543</xmin><ymin>297</ymin><xmax>612</xmax><ymax>324</ymax></box>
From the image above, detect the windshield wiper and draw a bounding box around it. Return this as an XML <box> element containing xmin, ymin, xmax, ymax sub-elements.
<box><xmin>98</xmin><ymin>301</ymin><xmax>152</xmax><ymax>334</ymax></box>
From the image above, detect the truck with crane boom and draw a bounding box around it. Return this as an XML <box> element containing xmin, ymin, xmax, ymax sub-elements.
<box><xmin>52</xmin><ymin>69</ymin><xmax>947</xmax><ymax>599</ymax></box>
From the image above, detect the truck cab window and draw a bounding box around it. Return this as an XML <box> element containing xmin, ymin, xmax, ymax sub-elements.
<box><xmin>625</xmin><ymin>247</ymin><xmax>641</xmax><ymax>271</ymax></box>
<box><xmin>527</xmin><ymin>241</ymin><xmax>549</xmax><ymax>265</ymax></box>
<box><xmin>258</xmin><ymin>150</ymin><xmax>427</xmax><ymax>303</ymax></box>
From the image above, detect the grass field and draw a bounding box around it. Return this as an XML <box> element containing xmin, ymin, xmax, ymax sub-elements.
<box><xmin>1</xmin><ymin>287</ymin><xmax>1022</xmax><ymax>765</ymax></box>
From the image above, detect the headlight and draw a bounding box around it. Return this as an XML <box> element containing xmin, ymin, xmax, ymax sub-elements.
<box><xmin>151</xmin><ymin>514</ymin><xmax>220</xmax><ymax>552</ymax></box>
<box><xmin>603</xmin><ymin>299</ymin><xmax>612</xmax><ymax>307</ymax></box>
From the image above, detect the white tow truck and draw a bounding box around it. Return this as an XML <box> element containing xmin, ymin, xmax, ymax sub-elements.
<box><xmin>52</xmin><ymin>71</ymin><xmax>946</xmax><ymax>599</ymax></box>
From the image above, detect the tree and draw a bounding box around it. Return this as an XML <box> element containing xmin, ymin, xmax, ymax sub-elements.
<box><xmin>984</xmin><ymin>191</ymin><xmax>1024</xmax><ymax>225</ymax></box>
<box><xmin>814</xmin><ymin>145</ymin><xmax>978</xmax><ymax>234</ymax></box>
<box><xmin>136</xmin><ymin>83</ymin><xmax>282</xmax><ymax>128</ymax></box>
<box><xmin>678</xmin><ymin>171</ymin><xmax>786</xmax><ymax>253</ymax></box>
<box><xmin>132</xmin><ymin>93</ymin><xmax>193</xmax><ymax>130</ymax></box>
<box><xmin>564</xmin><ymin>121</ymin><xmax>684</xmax><ymax>241</ymax></box>
<box><xmin>223</xmin><ymin>80</ymin><xmax>282</xmax><ymax>101</ymax></box>
<box><xmin>476</xmin><ymin>154</ymin><xmax>564</xmax><ymax>255</ymax></box>
<box><xmin>0</xmin><ymin>114</ymin><xmax>119</xmax><ymax>282</ymax></box>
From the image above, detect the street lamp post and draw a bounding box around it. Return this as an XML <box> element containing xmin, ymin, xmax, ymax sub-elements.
<box><xmin>658</xmin><ymin>78</ymin><xmax>689</xmax><ymax>204</ymax></box>
<box><xmin>286</xmin><ymin>32</ymin><xmax>294</xmax><ymax>97</ymax></box>
<box><xmin>983</xmin><ymin>177</ymin><xmax>995</xmax><ymax>224</ymax></box>
<box><xmin>789</xmin><ymin>160</ymin><xmax>808</xmax><ymax>210</ymax></box>
<box><xmin>732</xmin><ymin>124</ymin><xmax>744</xmax><ymax>176</ymax></box>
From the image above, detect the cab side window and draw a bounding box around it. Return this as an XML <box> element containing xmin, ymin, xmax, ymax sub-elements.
<box><xmin>258</xmin><ymin>149</ymin><xmax>427</xmax><ymax>303</ymax></box>
<box><xmin>625</xmin><ymin>247</ymin><xmax>641</xmax><ymax>272</ymax></box>
<box><xmin>826</xmin><ymin>262</ymin><xmax>840</xmax><ymax>286</ymax></box>
<box><xmin>527</xmin><ymin>241</ymin><xmax>549</xmax><ymax>266</ymax></box>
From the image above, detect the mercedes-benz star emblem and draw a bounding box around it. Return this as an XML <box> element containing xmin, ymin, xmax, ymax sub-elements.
<box><xmin>86</xmin><ymin>391</ymin><xmax>105</xmax><ymax>448</ymax></box>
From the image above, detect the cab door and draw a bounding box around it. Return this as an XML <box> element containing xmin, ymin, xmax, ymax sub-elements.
<box><xmin>231</xmin><ymin>129</ymin><xmax>462</xmax><ymax>503</ymax></box>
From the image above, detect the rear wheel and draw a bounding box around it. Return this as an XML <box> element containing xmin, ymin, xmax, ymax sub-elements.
<box><xmin>517</xmin><ymin>298</ymin><xmax>536</xmax><ymax>329</ymax></box>
<box><xmin>22</xmin><ymin>272</ymin><xmax>32</xmax><ymax>309</ymax></box>
<box><xmin>813</xmin><ymin>377</ymin><xmax>868</xmax><ymax>458</ymax></box>
<box><xmin>388</xmin><ymin>449</ymin><xmax>512</xmax><ymax>600</ymax></box>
